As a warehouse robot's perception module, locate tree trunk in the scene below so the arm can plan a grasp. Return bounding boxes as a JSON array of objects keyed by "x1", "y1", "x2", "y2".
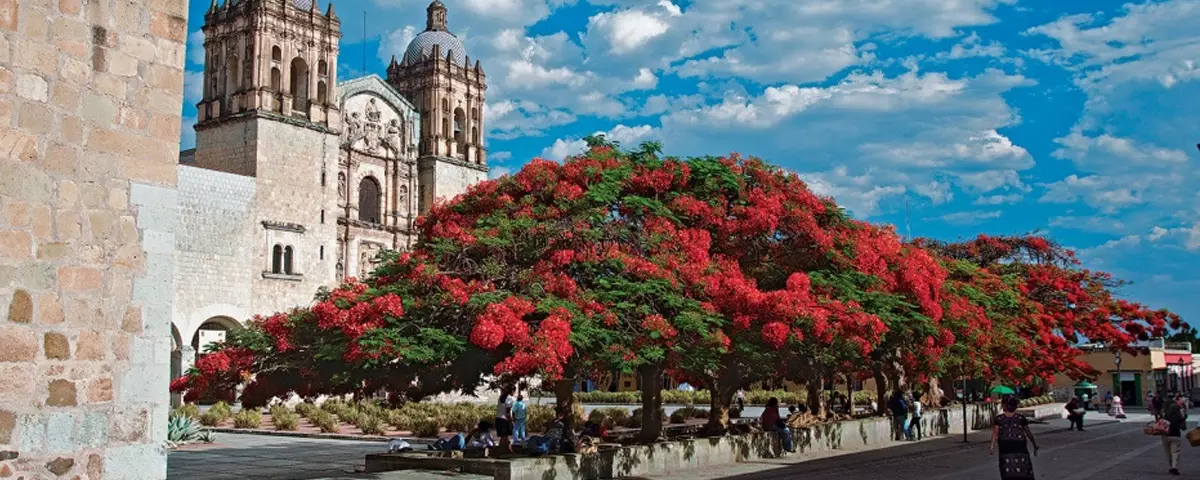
[
  {"x1": 554, "y1": 378, "x2": 576, "y2": 421},
  {"x1": 873, "y1": 370, "x2": 887, "y2": 416},
  {"x1": 638, "y1": 364, "x2": 665, "y2": 443},
  {"x1": 805, "y1": 380, "x2": 822, "y2": 418},
  {"x1": 704, "y1": 366, "x2": 741, "y2": 435}
]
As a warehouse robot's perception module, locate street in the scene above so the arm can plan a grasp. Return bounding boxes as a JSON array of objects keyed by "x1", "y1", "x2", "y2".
[{"x1": 649, "y1": 412, "x2": 1200, "y2": 480}]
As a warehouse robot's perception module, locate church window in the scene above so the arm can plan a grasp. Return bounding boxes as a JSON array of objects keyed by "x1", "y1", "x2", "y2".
[
  {"x1": 283, "y1": 246, "x2": 294, "y2": 274},
  {"x1": 320, "y1": 209, "x2": 325, "y2": 224},
  {"x1": 317, "y1": 81, "x2": 327, "y2": 105},
  {"x1": 272, "y1": 46, "x2": 282, "y2": 62},
  {"x1": 318, "y1": 59, "x2": 328, "y2": 76},
  {"x1": 453, "y1": 108, "x2": 466, "y2": 158},
  {"x1": 472, "y1": 127, "x2": 479, "y2": 146},
  {"x1": 270, "y1": 67, "x2": 281, "y2": 93},
  {"x1": 271, "y1": 244, "x2": 283, "y2": 274},
  {"x1": 472, "y1": 108, "x2": 478, "y2": 120},
  {"x1": 442, "y1": 98, "x2": 449, "y2": 112},
  {"x1": 358, "y1": 176, "x2": 381, "y2": 223},
  {"x1": 418, "y1": 185, "x2": 426, "y2": 212},
  {"x1": 442, "y1": 118, "x2": 450, "y2": 138},
  {"x1": 289, "y1": 57, "x2": 309, "y2": 114},
  {"x1": 320, "y1": 245, "x2": 324, "y2": 260},
  {"x1": 321, "y1": 170, "x2": 326, "y2": 186}
]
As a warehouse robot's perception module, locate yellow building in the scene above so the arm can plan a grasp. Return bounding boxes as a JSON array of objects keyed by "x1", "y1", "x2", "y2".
[{"x1": 1050, "y1": 340, "x2": 1196, "y2": 407}]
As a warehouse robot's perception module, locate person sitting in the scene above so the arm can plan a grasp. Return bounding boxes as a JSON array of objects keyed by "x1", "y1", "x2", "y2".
[
  {"x1": 527, "y1": 415, "x2": 573, "y2": 456},
  {"x1": 429, "y1": 432, "x2": 467, "y2": 451},
  {"x1": 761, "y1": 397, "x2": 795, "y2": 453},
  {"x1": 467, "y1": 421, "x2": 496, "y2": 449}
]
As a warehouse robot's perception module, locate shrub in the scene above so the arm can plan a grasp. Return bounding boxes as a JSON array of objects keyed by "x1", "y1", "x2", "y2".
[
  {"x1": 387, "y1": 410, "x2": 413, "y2": 431},
  {"x1": 357, "y1": 400, "x2": 386, "y2": 419},
  {"x1": 232, "y1": 409, "x2": 262, "y2": 429},
  {"x1": 668, "y1": 411, "x2": 687, "y2": 424},
  {"x1": 626, "y1": 407, "x2": 667, "y2": 428},
  {"x1": 411, "y1": 417, "x2": 442, "y2": 437},
  {"x1": 208, "y1": 401, "x2": 233, "y2": 420},
  {"x1": 295, "y1": 401, "x2": 318, "y2": 418},
  {"x1": 357, "y1": 414, "x2": 387, "y2": 435},
  {"x1": 198, "y1": 410, "x2": 223, "y2": 427},
  {"x1": 674, "y1": 406, "x2": 709, "y2": 419},
  {"x1": 173, "y1": 403, "x2": 200, "y2": 419},
  {"x1": 322, "y1": 399, "x2": 346, "y2": 416},
  {"x1": 338, "y1": 409, "x2": 362, "y2": 425},
  {"x1": 589, "y1": 407, "x2": 631, "y2": 429},
  {"x1": 312, "y1": 411, "x2": 339, "y2": 433},
  {"x1": 269, "y1": 404, "x2": 291, "y2": 419},
  {"x1": 273, "y1": 412, "x2": 300, "y2": 431}
]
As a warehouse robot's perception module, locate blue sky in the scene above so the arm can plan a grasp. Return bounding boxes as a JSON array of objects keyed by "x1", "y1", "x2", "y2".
[{"x1": 180, "y1": 0, "x2": 1200, "y2": 322}]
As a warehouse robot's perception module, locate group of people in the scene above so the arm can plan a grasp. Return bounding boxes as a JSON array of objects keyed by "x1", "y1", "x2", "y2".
[{"x1": 887, "y1": 390, "x2": 924, "y2": 441}]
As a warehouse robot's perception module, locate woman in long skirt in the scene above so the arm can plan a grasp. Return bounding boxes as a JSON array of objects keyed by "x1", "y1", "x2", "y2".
[{"x1": 990, "y1": 396, "x2": 1040, "y2": 479}]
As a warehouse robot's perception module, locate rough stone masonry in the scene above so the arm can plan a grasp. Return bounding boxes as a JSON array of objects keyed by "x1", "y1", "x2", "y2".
[{"x1": 0, "y1": 0, "x2": 188, "y2": 477}]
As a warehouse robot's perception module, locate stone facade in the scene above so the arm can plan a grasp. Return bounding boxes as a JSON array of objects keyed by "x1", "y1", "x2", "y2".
[
  {"x1": 172, "y1": 0, "x2": 488, "y2": 378},
  {"x1": 1, "y1": 0, "x2": 188, "y2": 476}
]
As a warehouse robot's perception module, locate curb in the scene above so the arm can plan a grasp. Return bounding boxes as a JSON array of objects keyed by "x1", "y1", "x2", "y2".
[{"x1": 206, "y1": 427, "x2": 433, "y2": 444}]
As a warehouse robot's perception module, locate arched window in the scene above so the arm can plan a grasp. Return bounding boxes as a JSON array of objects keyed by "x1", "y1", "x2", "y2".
[
  {"x1": 270, "y1": 67, "x2": 281, "y2": 92},
  {"x1": 289, "y1": 57, "x2": 309, "y2": 114},
  {"x1": 472, "y1": 108, "x2": 478, "y2": 120},
  {"x1": 472, "y1": 127, "x2": 479, "y2": 146},
  {"x1": 453, "y1": 108, "x2": 466, "y2": 158},
  {"x1": 358, "y1": 177, "x2": 381, "y2": 223},
  {"x1": 271, "y1": 244, "x2": 283, "y2": 273},
  {"x1": 317, "y1": 81, "x2": 327, "y2": 105},
  {"x1": 441, "y1": 98, "x2": 449, "y2": 111},
  {"x1": 272, "y1": 46, "x2": 282, "y2": 62},
  {"x1": 318, "y1": 59, "x2": 328, "y2": 76},
  {"x1": 442, "y1": 118, "x2": 450, "y2": 138},
  {"x1": 283, "y1": 246, "x2": 294, "y2": 274}
]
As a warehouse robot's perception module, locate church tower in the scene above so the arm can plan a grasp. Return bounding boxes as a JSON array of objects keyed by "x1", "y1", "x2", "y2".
[
  {"x1": 190, "y1": 0, "x2": 343, "y2": 317},
  {"x1": 386, "y1": 0, "x2": 488, "y2": 213}
]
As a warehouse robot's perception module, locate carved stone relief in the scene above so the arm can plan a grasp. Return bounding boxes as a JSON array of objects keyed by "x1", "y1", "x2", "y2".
[{"x1": 341, "y1": 94, "x2": 408, "y2": 159}]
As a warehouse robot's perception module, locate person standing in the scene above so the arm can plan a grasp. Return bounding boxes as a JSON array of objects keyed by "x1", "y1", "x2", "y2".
[
  {"x1": 990, "y1": 396, "x2": 1039, "y2": 480},
  {"x1": 495, "y1": 385, "x2": 516, "y2": 453},
  {"x1": 511, "y1": 394, "x2": 529, "y2": 443},
  {"x1": 907, "y1": 394, "x2": 923, "y2": 440},
  {"x1": 1065, "y1": 397, "x2": 1085, "y2": 431},
  {"x1": 736, "y1": 390, "x2": 745, "y2": 412},
  {"x1": 1105, "y1": 391, "x2": 1113, "y2": 413},
  {"x1": 1111, "y1": 394, "x2": 1126, "y2": 418},
  {"x1": 1153, "y1": 393, "x2": 1166, "y2": 420},
  {"x1": 1162, "y1": 393, "x2": 1188, "y2": 475}
]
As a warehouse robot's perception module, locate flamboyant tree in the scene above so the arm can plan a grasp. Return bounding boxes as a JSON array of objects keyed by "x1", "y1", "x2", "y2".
[{"x1": 171, "y1": 140, "x2": 1186, "y2": 441}]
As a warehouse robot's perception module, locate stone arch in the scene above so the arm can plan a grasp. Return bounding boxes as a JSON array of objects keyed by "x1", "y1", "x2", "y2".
[
  {"x1": 358, "y1": 176, "x2": 381, "y2": 223},
  {"x1": 289, "y1": 57, "x2": 309, "y2": 114},
  {"x1": 170, "y1": 323, "x2": 184, "y2": 406},
  {"x1": 318, "y1": 59, "x2": 328, "y2": 76},
  {"x1": 283, "y1": 245, "x2": 295, "y2": 274},
  {"x1": 271, "y1": 244, "x2": 283, "y2": 273},
  {"x1": 190, "y1": 315, "x2": 241, "y2": 357}
]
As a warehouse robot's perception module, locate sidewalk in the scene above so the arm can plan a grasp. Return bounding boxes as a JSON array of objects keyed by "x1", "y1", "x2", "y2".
[{"x1": 641, "y1": 416, "x2": 1123, "y2": 480}]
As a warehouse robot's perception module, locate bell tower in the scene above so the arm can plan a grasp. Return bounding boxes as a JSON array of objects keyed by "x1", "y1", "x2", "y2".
[
  {"x1": 386, "y1": 1, "x2": 488, "y2": 212},
  {"x1": 194, "y1": 0, "x2": 343, "y2": 176}
]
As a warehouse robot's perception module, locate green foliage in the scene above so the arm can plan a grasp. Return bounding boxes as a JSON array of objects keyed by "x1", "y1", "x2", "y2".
[
  {"x1": 173, "y1": 403, "x2": 200, "y2": 419},
  {"x1": 272, "y1": 412, "x2": 300, "y2": 431},
  {"x1": 232, "y1": 409, "x2": 262, "y2": 429},
  {"x1": 208, "y1": 401, "x2": 233, "y2": 420},
  {"x1": 311, "y1": 411, "x2": 339, "y2": 433},
  {"x1": 198, "y1": 410, "x2": 223, "y2": 427},
  {"x1": 587, "y1": 407, "x2": 631, "y2": 429},
  {"x1": 411, "y1": 417, "x2": 442, "y2": 437},
  {"x1": 167, "y1": 413, "x2": 204, "y2": 445},
  {"x1": 295, "y1": 401, "x2": 318, "y2": 418},
  {"x1": 356, "y1": 414, "x2": 386, "y2": 435},
  {"x1": 673, "y1": 406, "x2": 709, "y2": 419}
]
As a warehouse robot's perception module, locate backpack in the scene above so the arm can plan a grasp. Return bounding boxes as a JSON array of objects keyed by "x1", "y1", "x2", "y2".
[{"x1": 450, "y1": 433, "x2": 466, "y2": 450}]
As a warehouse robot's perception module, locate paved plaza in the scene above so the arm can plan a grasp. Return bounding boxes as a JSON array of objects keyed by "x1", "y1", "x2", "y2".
[{"x1": 171, "y1": 411, "x2": 1198, "y2": 480}]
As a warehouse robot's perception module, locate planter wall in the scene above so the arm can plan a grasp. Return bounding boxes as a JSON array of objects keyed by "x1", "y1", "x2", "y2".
[{"x1": 366, "y1": 404, "x2": 995, "y2": 480}]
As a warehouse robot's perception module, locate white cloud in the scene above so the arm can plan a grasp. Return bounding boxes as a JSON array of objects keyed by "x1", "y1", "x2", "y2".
[
  {"x1": 937, "y1": 210, "x2": 1002, "y2": 225},
  {"x1": 912, "y1": 181, "x2": 953, "y2": 205},
  {"x1": 632, "y1": 68, "x2": 658, "y2": 89},
  {"x1": 486, "y1": 100, "x2": 576, "y2": 139},
  {"x1": 799, "y1": 167, "x2": 906, "y2": 217},
  {"x1": 489, "y1": 151, "x2": 513, "y2": 162},
  {"x1": 974, "y1": 193, "x2": 1023, "y2": 205},
  {"x1": 488, "y1": 166, "x2": 512, "y2": 180},
  {"x1": 179, "y1": 116, "x2": 197, "y2": 150},
  {"x1": 183, "y1": 71, "x2": 204, "y2": 106},
  {"x1": 586, "y1": 7, "x2": 671, "y2": 55},
  {"x1": 378, "y1": 26, "x2": 417, "y2": 65},
  {"x1": 1052, "y1": 130, "x2": 1189, "y2": 170},
  {"x1": 187, "y1": 30, "x2": 205, "y2": 66},
  {"x1": 539, "y1": 124, "x2": 660, "y2": 161},
  {"x1": 937, "y1": 32, "x2": 1007, "y2": 60}
]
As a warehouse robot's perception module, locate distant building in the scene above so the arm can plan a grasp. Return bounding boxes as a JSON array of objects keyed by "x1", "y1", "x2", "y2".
[
  {"x1": 170, "y1": 0, "x2": 489, "y2": 402},
  {"x1": 1050, "y1": 339, "x2": 1196, "y2": 405}
]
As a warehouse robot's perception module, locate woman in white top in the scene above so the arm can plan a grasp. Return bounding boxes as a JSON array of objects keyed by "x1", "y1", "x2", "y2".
[{"x1": 495, "y1": 385, "x2": 516, "y2": 452}]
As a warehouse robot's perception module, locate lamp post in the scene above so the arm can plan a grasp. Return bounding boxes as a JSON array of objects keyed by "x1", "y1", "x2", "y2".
[{"x1": 1114, "y1": 350, "x2": 1122, "y2": 401}]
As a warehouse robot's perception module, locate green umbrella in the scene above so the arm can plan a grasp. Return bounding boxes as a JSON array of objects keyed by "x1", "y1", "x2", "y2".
[{"x1": 989, "y1": 385, "x2": 1016, "y2": 396}]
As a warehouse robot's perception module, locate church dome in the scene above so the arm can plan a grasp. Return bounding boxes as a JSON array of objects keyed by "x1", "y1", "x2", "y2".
[{"x1": 403, "y1": 30, "x2": 467, "y2": 66}]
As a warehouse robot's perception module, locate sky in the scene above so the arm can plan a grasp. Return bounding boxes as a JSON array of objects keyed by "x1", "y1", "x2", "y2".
[{"x1": 179, "y1": 0, "x2": 1200, "y2": 323}]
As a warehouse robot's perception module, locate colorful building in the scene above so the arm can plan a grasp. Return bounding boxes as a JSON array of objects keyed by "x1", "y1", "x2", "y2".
[{"x1": 1051, "y1": 339, "x2": 1195, "y2": 406}]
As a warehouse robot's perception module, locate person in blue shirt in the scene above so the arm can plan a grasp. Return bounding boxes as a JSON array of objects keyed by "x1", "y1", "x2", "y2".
[{"x1": 512, "y1": 394, "x2": 529, "y2": 443}]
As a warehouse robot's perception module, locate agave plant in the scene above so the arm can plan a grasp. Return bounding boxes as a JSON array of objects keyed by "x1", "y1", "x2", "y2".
[{"x1": 167, "y1": 413, "x2": 205, "y2": 448}]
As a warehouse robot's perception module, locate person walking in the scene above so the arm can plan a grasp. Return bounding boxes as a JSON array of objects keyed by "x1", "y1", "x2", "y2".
[
  {"x1": 1065, "y1": 397, "x2": 1085, "y2": 431},
  {"x1": 511, "y1": 393, "x2": 529, "y2": 443},
  {"x1": 906, "y1": 394, "x2": 923, "y2": 440},
  {"x1": 1111, "y1": 394, "x2": 1127, "y2": 419},
  {"x1": 990, "y1": 396, "x2": 1039, "y2": 480},
  {"x1": 888, "y1": 391, "x2": 909, "y2": 441},
  {"x1": 1162, "y1": 393, "x2": 1188, "y2": 475},
  {"x1": 736, "y1": 390, "x2": 745, "y2": 412},
  {"x1": 1105, "y1": 391, "x2": 1113, "y2": 413}
]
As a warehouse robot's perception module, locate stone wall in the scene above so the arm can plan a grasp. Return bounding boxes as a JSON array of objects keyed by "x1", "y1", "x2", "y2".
[
  {"x1": 418, "y1": 156, "x2": 488, "y2": 212},
  {"x1": 173, "y1": 166, "x2": 256, "y2": 347},
  {"x1": 0, "y1": 0, "x2": 187, "y2": 477}
]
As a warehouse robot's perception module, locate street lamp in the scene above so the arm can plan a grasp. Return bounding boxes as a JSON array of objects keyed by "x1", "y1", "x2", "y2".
[{"x1": 1114, "y1": 350, "x2": 1123, "y2": 409}]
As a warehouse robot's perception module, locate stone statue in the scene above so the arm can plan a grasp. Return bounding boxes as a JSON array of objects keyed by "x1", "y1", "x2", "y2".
[
  {"x1": 365, "y1": 98, "x2": 382, "y2": 123},
  {"x1": 362, "y1": 98, "x2": 384, "y2": 154},
  {"x1": 344, "y1": 111, "x2": 363, "y2": 147},
  {"x1": 384, "y1": 119, "x2": 403, "y2": 157},
  {"x1": 337, "y1": 172, "x2": 346, "y2": 199}
]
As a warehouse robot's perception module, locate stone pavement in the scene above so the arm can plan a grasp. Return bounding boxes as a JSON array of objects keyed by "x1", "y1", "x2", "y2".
[
  {"x1": 168, "y1": 433, "x2": 390, "y2": 480},
  {"x1": 647, "y1": 412, "x2": 1200, "y2": 480}
]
